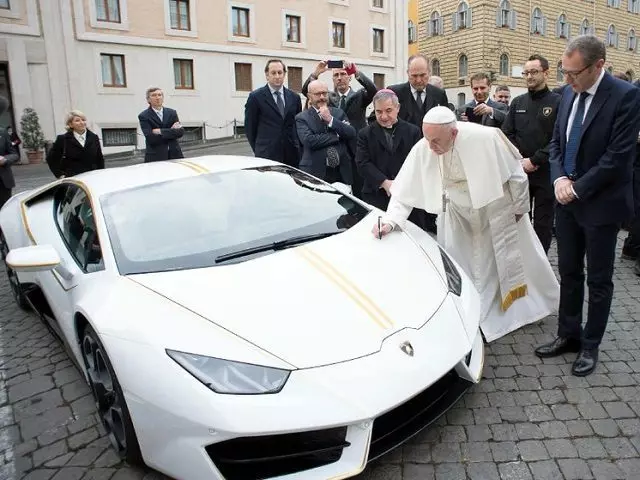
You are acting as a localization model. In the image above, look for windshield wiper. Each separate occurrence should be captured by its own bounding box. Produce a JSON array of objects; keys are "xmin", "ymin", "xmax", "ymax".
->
[{"xmin": 214, "ymin": 232, "xmax": 341, "ymax": 264}]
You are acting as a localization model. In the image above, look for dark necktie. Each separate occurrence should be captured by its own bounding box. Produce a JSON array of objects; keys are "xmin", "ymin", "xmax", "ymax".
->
[
  {"xmin": 416, "ymin": 90, "xmax": 423, "ymax": 111},
  {"xmin": 563, "ymin": 92, "xmax": 590, "ymax": 177},
  {"xmin": 339, "ymin": 95, "xmax": 347, "ymax": 111},
  {"xmin": 275, "ymin": 90, "xmax": 285, "ymax": 116}
]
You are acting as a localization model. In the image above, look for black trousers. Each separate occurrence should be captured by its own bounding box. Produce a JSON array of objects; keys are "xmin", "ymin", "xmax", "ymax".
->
[
  {"xmin": 0, "ymin": 186, "xmax": 11, "ymax": 210},
  {"xmin": 362, "ymin": 190, "xmax": 434, "ymax": 233},
  {"xmin": 555, "ymin": 205, "xmax": 619, "ymax": 350},
  {"xmin": 528, "ymin": 170, "xmax": 555, "ymax": 253}
]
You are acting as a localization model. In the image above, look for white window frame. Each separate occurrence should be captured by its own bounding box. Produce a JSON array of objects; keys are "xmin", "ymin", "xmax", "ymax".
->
[
  {"xmin": 228, "ymin": 1, "xmax": 256, "ymax": 44},
  {"xmin": 94, "ymin": 47, "xmax": 134, "ymax": 96},
  {"xmin": 370, "ymin": 0, "xmax": 387, "ymax": 14},
  {"xmin": 282, "ymin": 9, "xmax": 306, "ymax": 49},
  {"xmin": 370, "ymin": 25, "xmax": 388, "ymax": 58},
  {"xmin": 168, "ymin": 52, "xmax": 199, "ymax": 97},
  {"xmin": 0, "ymin": 0, "xmax": 22, "ymax": 19},
  {"xmin": 328, "ymin": 17, "xmax": 350, "ymax": 53},
  {"xmin": 88, "ymin": 0, "xmax": 129, "ymax": 31},
  {"xmin": 164, "ymin": 0, "xmax": 197, "ymax": 38},
  {"xmin": 328, "ymin": 0, "xmax": 350, "ymax": 6}
]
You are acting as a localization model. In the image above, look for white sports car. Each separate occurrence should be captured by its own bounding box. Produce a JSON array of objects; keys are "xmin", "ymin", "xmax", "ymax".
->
[{"xmin": 0, "ymin": 156, "xmax": 484, "ymax": 480}]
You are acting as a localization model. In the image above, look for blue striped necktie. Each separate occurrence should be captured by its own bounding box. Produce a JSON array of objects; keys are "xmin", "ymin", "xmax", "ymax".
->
[{"xmin": 563, "ymin": 91, "xmax": 590, "ymax": 177}]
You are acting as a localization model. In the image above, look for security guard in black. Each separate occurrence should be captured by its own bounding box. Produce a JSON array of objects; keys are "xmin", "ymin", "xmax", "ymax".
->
[{"xmin": 502, "ymin": 55, "xmax": 561, "ymax": 254}]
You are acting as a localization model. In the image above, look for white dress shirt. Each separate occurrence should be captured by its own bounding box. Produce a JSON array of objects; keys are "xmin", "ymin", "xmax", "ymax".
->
[
  {"xmin": 565, "ymin": 68, "xmax": 605, "ymax": 140},
  {"xmin": 153, "ymin": 107, "xmax": 164, "ymax": 122},
  {"xmin": 74, "ymin": 130, "xmax": 86, "ymax": 147},
  {"xmin": 268, "ymin": 85, "xmax": 286, "ymax": 108}
]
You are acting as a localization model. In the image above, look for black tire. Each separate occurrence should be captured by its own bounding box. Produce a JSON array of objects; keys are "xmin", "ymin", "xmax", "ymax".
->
[
  {"xmin": 0, "ymin": 230, "xmax": 31, "ymax": 311},
  {"xmin": 80, "ymin": 323, "xmax": 144, "ymax": 466}
]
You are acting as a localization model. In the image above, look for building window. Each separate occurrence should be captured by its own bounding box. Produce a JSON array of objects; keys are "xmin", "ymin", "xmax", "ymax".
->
[
  {"xmin": 373, "ymin": 28, "xmax": 384, "ymax": 52},
  {"xmin": 452, "ymin": 2, "xmax": 472, "ymax": 31},
  {"xmin": 286, "ymin": 15, "xmax": 301, "ymax": 43},
  {"xmin": 173, "ymin": 59, "xmax": 194, "ymax": 89},
  {"xmin": 102, "ymin": 128, "xmax": 136, "ymax": 147},
  {"xmin": 372, "ymin": 0, "xmax": 383, "ymax": 7},
  {"xmin": 556, "ymin": 14, "xmax": 569, "ymax": 38},
  {"xmin": 429, "ymin": 12, "xmax": 443, "ymax": 36},
  {"xmin": 332, "ymin": 22, "xmax": 346, "ymax": 48},
  {"xmin": 100, "ymin": 54, "xmax": 126, "ymax": 87},
  {"xmin": 232, "ymin": 7, "xmax": 250, "ymax": 37},
  {"xmin": 431, "ymin": 59, "xmax": 440, "ymax": 76},
  {"xmin": 408, "ymin": 20, "xmax": 417, "ymax": 43},
  {"xmin": 496, "ymin": 0, "xmax": 515, "ymax": 29},
  {"xmin": 288, "ymin": 66, "xmax": 302, "ymax": 92},
  {"xmin": 457, "ymin": 92, "xmax": 466, "ymax": 106},
  {"xmin": 629, "ymin": 0, "xmax": 640, "ymax": 14},
  {"xmin": 95, "ymin": 0, "xmax": 120, "ymax": 22},
  {"xmin": 499, "ymin": 54, "xmax": 509, "ymax": 76},
  {"xmin": 234, "ymin": 63, "xmax": 252, "ymax": 92},
  {"xmin": 629, "ymin": 29, "xmax": 637, "ymax": 51},
  {"xmin": 607, "ymin": 25, "xmax": 618, "ymax": 47},
  {"xmin": 531, "ymin": 8, "xmax": 545, "ymax": 35},
  {"xmin": 169, "ymin": 0, "xmax": 190, "ymax": 30},
  {"xmin": 458, "ymin": 54, "xmax": 468, "ymax": 77},
  {"xmin": 0, "ymin": 0, "xmax": 9, "ymax": 9},
  {"xmin": 373, "ymin": 73, "xmax": 385, "ymax": 89},
  {"xmin": 179, "ymin": 126, "xmax": 204, "ymax": 144}
]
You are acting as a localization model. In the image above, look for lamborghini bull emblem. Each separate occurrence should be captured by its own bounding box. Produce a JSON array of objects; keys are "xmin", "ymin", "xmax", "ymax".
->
[
  {"xmin": 400, "ymin": 341, "xmax": 414, "ymax": 357},
  {"xmin": 542, "ymin": 107, "xmax": 553, "ymax": 116}
]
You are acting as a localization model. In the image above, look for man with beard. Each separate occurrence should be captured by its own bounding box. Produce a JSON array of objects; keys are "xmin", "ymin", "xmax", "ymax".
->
[
  {"xmin": 356, "ymin": 89, "xmax": 422, "ymax": 215},
  {"xmin": 295, "ymin": 80, "xmax": 356, "ymax": 185},
  {"xmin": 456, "ymin": 72, "xmax": 508, "ymax": 128},
  {"xmin": 502, "ymin": 55, "xmax": 561, "ymax": 253}
]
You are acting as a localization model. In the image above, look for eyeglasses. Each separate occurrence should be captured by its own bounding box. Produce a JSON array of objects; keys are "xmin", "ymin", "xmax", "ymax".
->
[
  {"xmin": 559, "ymin": 64, "xmax": 592, "ymax": 79},
  {"xmin": 521, "ymin": 69, "xmax": 543, "ymax": 77}
]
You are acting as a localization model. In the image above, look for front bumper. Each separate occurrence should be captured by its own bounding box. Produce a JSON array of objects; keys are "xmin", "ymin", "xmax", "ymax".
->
[{"xmin": 108, "ymin": 295, "xmax": 484, "ymax": 480}]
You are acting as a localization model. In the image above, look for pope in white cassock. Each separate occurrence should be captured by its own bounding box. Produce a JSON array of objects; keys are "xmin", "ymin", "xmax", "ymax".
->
[{"xmin": 372, "ymin": 106, "xmax": 560, "ymax": 342}]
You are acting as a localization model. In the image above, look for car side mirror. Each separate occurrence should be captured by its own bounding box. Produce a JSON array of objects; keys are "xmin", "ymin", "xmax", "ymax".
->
[{"xmin": 6, "ymin": 245, "xmax": 61, "ymax": 272}]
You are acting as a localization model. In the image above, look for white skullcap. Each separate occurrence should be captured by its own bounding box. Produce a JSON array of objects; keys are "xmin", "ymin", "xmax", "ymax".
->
[{"xmin": 423, "ymin": 106, "xmax": 456, "ymax": 124}]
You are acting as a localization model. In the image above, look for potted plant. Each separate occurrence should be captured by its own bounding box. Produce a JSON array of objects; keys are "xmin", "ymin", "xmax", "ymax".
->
[{"xmin": 19, "ymin": 107, "xmax": 46, "ymax": 164}]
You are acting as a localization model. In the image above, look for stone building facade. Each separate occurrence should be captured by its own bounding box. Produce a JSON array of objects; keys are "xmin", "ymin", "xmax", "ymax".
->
[{"xmin": 419, "ymin": 0, "xmax": 640, "ymax": 105}]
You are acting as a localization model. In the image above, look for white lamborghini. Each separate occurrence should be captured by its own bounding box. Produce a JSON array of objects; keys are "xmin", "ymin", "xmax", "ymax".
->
[{"xmin": 0, "ymin": 156, "xmax": 484, "ymax": 480}]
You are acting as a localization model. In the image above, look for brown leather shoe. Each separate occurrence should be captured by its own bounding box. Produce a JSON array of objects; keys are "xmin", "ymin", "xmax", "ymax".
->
[{"xmin": 535, "ymin": 337, "xmax": 581, "ymax": 358}]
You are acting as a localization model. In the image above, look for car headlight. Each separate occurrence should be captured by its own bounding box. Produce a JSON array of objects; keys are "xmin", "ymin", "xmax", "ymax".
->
[
  {"xmin": 166, "ymin": 349, "xmax": 291, "ymax": 395},
  {"xmin": 439, "ymin": 247, "xmax": 462, "ymax": 296}
]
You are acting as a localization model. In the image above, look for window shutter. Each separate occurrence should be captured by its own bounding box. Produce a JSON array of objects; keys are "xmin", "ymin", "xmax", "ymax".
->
[
  {"xmin": 542, "ymin": 17, "xmax": 547, "ymax": 36},
  {"xmin": 428, "ymin": 19, "xmax": 433, "ymax": 36},
  {"xmin": 452, "ymin": 12, "xmax": 458, "ymax": 31},
  {"xmin": 438, "ymin": 16, "xmax": 444, "ymax": 35},
  {"xmin": 556, "ymin": 19, "xmax": 561, "ymax": 37},
  {"xmin": 509, "ymin": 10, "xmax": 517, "ymax": 29},
  {"xmin": 496, "ymin": 7, "xmax": 502, "ymax": 26},
  {"xmin": 468, "ymin": 7, "xmax": 473, "ymax": 27}
]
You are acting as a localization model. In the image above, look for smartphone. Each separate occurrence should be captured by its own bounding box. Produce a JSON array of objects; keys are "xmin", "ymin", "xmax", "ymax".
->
[
  {"xmin": 327, "ymin": 60, "xmax": 344, "ymax": 69},
  {"xmin": 465, "ymin": 106, "xmax": 482, "ymax": 123}
]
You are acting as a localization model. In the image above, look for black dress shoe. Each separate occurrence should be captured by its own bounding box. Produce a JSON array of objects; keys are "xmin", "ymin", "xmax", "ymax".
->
[
  {"xmin": 572, "ymin": 349, "xmax": 598, "ymax": 376},
  {"xmin": 535, "ymin": 337, "xmax": 581, "ymax": 358}
]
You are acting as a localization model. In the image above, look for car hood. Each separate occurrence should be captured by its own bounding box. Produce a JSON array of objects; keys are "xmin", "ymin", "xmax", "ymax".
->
[{"xmin": 128, "ymin": 222, "xmax": 452, "ymax": 368}]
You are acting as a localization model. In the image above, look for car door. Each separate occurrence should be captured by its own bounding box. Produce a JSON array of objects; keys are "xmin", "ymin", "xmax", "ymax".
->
[{"xmin": 36, "ymin": 184, "xmax": 105, "ymax": 343}]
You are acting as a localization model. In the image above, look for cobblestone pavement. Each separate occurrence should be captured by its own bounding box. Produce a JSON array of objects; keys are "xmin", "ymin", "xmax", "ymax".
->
[{"xmin": 2, "ymin": 143, "xmax": 640, "ymax": 479}]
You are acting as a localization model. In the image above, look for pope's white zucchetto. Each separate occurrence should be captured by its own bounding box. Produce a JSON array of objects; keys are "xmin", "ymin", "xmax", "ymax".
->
[{"xmin": 423, "ymin": 106, "xmax": 456, "ymax": 124}]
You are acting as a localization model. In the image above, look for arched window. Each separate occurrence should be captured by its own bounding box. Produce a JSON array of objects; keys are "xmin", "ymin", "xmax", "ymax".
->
[
  {"xmin": 496, "ymin": 0, "xmax": 515, "ymax": 29},
  {"xmin": 458, "ymin": 54, "xmax": 468, "ymax": 77},
  {"xmin": 453, "ymin": 1, "xmax": 472, "ymax": 30},
  {"xmin": 580, "ymin": 19, "xmax": 590, "ymax": 35},
  {"xmin": 629, "ymin": 29, "xmax": 637, "ymax": 51},
  {"xmin": 531, "ymin": 7, "xmax": 545, "ymax": 35},
  {"xmin": 429, "ymin": 11, "xmax": 442, "ymax": 36},
  {"xmin": 499, "ymin": 54, "xmax": 509, "ymax": 76},
  {"xmin": 607, "ymin": 25, "xmax": 618, "ymax": 47},
  {"xmin": 556, "ymin": 14, "xmax": 569, "ymax": 38},
  {"xmin": 431, "ymin": 59, "xmax": 441, "ymax": 76}
]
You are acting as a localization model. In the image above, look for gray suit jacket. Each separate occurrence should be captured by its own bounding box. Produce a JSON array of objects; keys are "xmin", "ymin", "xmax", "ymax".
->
[
  {"xmin": 456, "ymin": 98, "xmax": 507, "ymax": 128},
  {"xmin": 0, "ymin": 128, "xmax": 20, "ymax": 189}
]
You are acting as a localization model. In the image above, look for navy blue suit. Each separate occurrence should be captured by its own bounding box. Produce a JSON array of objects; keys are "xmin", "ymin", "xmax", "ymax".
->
[
  {"xmin": 549, "ymin": 72, "xmax": 640, "ymax": 349},
  {"xmin": 138, "ymin": 106, "xmax": 184, "ymax": 162},
  {"xmin": 244, "ymin": 85, "xmax": 301, "ymax": 167}
]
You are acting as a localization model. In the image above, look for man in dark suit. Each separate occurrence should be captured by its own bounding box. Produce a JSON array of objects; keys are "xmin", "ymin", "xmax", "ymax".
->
[
  {"xmin": 456, "ymin": 72, "xmax": 508, "ymax": 128},
  {"xmin": 302, "ymin": 60, "xmax": 377, "ymax": 198},
  {"xmin": 295, "ymin": 80, "xmax": 356, "ymax": 185},
  {"xmin": 138, "ymin": 87, "xmax": 184, "ymax": 162},
  {"xmin": 244, "ymin": 59, "xmax": 302, "ymax": 167},
  {"xmin": 386, "ymin": 54, "xmax": 448, "ymax": 233},
  {"xmin": 0, "ymin": 96, "xmax": 20, "ymax": 209},
  {"xmin": 356, "ymin": 89, "xmax": 422, "ymax": 217},
  {"xmin": 387, "ymin": 54, "xmax": 449, "ymax": 129},
  {"xmin": 535, "ymin": 35, "xmax": 640, "ymax": 376}
]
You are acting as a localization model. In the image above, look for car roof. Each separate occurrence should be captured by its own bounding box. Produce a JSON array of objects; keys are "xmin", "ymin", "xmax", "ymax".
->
[{"xmin": 27, "ymin": 155, "xmax": 281, "ymax": 200}]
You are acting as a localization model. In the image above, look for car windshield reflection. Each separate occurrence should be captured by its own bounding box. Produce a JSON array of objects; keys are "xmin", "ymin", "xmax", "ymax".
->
[{"xmin": 100, "ymin": 165, "xmax": 370, "ymax": 274}]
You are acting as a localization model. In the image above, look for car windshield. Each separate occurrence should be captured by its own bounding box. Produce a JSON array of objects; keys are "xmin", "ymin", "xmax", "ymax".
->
[{"xmin": 100, "ymin": 165, "xmax": 370, "ymax": 274}]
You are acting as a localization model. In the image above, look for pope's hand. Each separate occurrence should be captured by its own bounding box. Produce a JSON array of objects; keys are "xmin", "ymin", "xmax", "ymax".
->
[
  {"xmin": 555, "ymin": 177, "xmax": 577, "ymax": 205},
  {"xmin": 381, "ymin": 179, "xmax": 393, "ymax": 197},
  {"xmin": 372, "ymin": 222, "xmax": 393, "ymax": 239}
]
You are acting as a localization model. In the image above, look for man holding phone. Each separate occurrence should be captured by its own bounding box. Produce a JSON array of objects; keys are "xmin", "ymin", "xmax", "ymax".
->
[{"xmin": 456, "ymin": 72, "xmax": 508, "ymax": 128}]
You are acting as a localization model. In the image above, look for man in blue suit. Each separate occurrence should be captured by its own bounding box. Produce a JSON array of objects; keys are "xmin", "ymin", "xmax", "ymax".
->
[
  {"xmin": 138, "ymin": 87, "xmax": 184, "ymax": 162},
  {"xmin": 535, "ymin": 35, "xmax": 640, "ymax": 376},
  {"xmin": 244, "ymin": 59, "xmax": 302, "ymax": 167}
]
